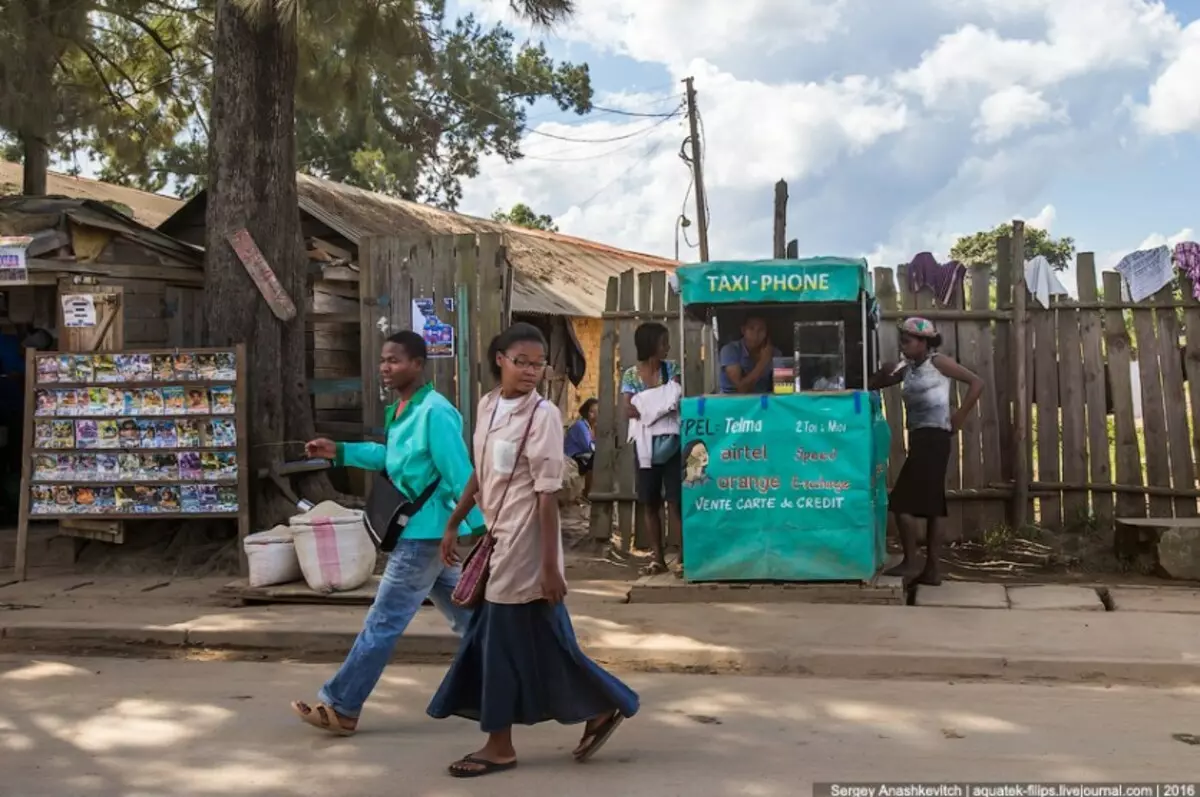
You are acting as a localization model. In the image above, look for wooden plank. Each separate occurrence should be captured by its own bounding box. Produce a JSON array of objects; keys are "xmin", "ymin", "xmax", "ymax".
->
[
  {"xmin": 57, "ymin": 281, "xmax": 124, "ymax": 353},
  {"xmin": 874, "ymin": 268, "xmax": 905, "ymax": 488},
  {"xmin": 589, "ymin": 277, "xmax": 620, "ymax": 542},
  {"xmin": 651, "ymin": 270, "xmax": 676, "ymax": 552},
  {"xmin": 1155, "ymin": 283, "xmax": 1196, "ymax": 518},
  {"xmin": 993, "ymin": 236, "xmax": 1014, "ymax": 483},
  {"xmin": 1008, "ymin": 225, "xmax": 1032, "ymax": 529},
  {"xmin": 940, "ymin": 279, "xmax": 964, "ymax": 541},
  {"xmin": 226, "ymin": 229, "xmax": 297, "ymax": 322},
  {"xmin": 632, "ymin": 272, "xmax": 653, "ymax": 551},
  {"xmin": 430, "ymin": 235, "xmax": 457, "ymax": 400},
  {"xmin": 1056, "ymin": 292, "xmax": 1088, "ymax": 526},
  {"xmin": 1032, "ymin": 297, "xmax": 1061, "ymax": 528},
  {"xmin": 1130, "ymin": 285, "xmax": 1173, "ymax": 518},
  {"xmin": 1075, "ymin": 254, "xmax": 1113, "ymax": 534},
  {"xmin": 13, "ymin": 347, "xmax": 36, "ymax": 579},
  {"xmin": 312, "ymin": 327, "xmax": 361, "ymax": 352},
  {"xmin": 235, "ymin": 342, "xmax": 251, "ymax": 575},
  {"xmin": 164, "ymin": 286, "xmax": 203, "ymax": 347},
  {"xmin": 615, "ymin": 271, "xmax": 638, "ymax": 554},
  {"xmin": 476, "ymin": 235, "xmax": 505, "ymax": 397},
  {"xmin": 454, "ymin": 234, "xmax": 480, "ymax": 440},
  {"xmin": 357, "ymin": 236, "xmax": 384, "ymax": 438},
  {"xmin": 962, "ymin": 265, "xmax": 996, "ymax": 537},
  {"xmin": 1102, "ymin": 271, "xmax": 1145, "ymax": 520},
  {"xmin": 1181, "ymin": 275, "xmax": 1200, "ymax": 509}
]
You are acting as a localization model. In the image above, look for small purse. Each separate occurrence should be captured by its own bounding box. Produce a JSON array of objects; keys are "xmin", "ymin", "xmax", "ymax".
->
[{"xmin": 451, "ymin": 397, "xmax": 542, "ymax": 609}]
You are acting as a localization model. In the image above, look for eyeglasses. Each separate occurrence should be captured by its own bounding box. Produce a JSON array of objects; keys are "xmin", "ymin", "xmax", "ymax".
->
[{"xmin": 502, "ymin": 354, "xmax": 548, "ymax": 371}]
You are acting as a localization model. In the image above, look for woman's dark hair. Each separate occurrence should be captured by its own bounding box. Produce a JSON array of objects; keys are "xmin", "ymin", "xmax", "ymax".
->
[
  {"xmin": 487, "ymin": 322, "xmax": 548, "ymax": 380},
  {"xmin": 634, "ymin": 322, "xmax": 668, "ymax": 361},
  {"xmin": 901, "ymin": 332, "xmax": 942, "ymax": 350},
  {"xmin": 385, "ymin": 330, "xmax": 427, "ymax": 362},
  {"xmin": 578, "ymin": 398, "xmax": 598, "ymax": 419}
]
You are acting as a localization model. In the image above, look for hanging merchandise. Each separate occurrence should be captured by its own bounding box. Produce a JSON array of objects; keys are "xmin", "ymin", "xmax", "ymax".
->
[
  {"xmin": 907, "ymin": 251, "xmax": 966, "ymax": 305},
  {"xmin": 1024, "ymin": 256, "xmax": 1070, "ymax": 308},
  {"xmin": 1115, "ymin": 246, "xmax": 1173, "ymax": 302},
  {"xmin": 1174, "ymin": 242, "xmax": 1200, "ymax": 300}
]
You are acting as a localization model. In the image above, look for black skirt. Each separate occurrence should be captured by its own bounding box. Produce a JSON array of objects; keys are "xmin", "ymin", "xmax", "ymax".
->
[
  {"xmin": 889, "ymin": 427, "xmax": 952, "ymax": 519},
  {"xmin": 427, "ymin": 600, "xmax": 640, "ymax": 733}
]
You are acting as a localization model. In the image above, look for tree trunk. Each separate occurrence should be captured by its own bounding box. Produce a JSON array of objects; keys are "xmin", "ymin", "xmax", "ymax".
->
[
  {"xmin": 204, "ymin": 0, "xmax": 333, "ymax": 530},
  {"xmin": 21, "ymin": 133, "xmax": 48, "ymax": 195}
]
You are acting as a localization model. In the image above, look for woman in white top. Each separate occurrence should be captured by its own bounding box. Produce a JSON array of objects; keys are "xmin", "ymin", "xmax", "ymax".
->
[
  {"xmin": 871, "ymin": 318, "xmax": 984, "ymax": 586},
  {"xmin": 431, "ymin": 323, "xmax": 639, "ymax": 778}
]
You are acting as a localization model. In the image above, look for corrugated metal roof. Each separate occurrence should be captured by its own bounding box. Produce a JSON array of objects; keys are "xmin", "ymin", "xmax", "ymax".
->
[
  {"xmin": 0, "ymin": 161, "xmax": 184, "ymax": 227},
  {"xmin": 0, "ymin": 195, "xmax": 202, "ymax": 267},
  {"xmin": 294, "ymin": 173, "xmax": 676, "ymax": 317}
]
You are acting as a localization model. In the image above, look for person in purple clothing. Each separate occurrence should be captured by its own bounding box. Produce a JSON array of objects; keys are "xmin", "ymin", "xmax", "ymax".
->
[{"xmin": 563, "ymin": 398, "xmax": 597, "ymax": 498}]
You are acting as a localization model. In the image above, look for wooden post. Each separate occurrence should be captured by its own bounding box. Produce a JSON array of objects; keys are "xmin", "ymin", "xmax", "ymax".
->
[
  {"xmin": 1010, "ymin": 220, "xmax": 1029, "ymax": 528},
  {"xmin": 13, "ymin": 347, "xmax": 36, "ymax": 580},
  {"xmin": 785, "ymin": 240, "xmax": 798, "ymax": 259},
  {"xmin": 773, "ymin": 180, "xmax": 787, "ymax": 259}
]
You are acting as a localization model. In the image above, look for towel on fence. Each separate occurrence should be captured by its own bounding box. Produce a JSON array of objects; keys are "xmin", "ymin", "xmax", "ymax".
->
[
  {"xmin": 1024, "ymin": 256, "xmax": 1070, "ymax": 308},
  {"xmin": 908, "ymin": 251, "xmax": 967, "ymax": 305},
  {"xmin": 628, "ymin": 380, "xmax": 682, "ymax": 469},
  {"xmin": 1115, "ymin": 246, "xmax": 1173, "ymax": 302},
  {"xmin": 1174, "ymin": 242, "xmax": 1200, "ymax": 300}
]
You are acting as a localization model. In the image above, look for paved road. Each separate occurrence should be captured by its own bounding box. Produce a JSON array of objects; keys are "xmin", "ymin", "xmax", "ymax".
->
[{"xmin": 1, "ymin": 655, "xmax": 1197, "ymax": 796}]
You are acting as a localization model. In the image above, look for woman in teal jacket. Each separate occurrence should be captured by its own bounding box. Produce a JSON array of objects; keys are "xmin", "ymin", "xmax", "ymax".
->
[{"xmin": 292, "ymin": 330, "xmax": 484, "ymax": 736}]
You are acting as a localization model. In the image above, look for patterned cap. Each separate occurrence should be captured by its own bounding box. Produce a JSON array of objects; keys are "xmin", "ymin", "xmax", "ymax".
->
[{"xmin": 899, "ymin": 317, "xmax": 938, "ymax": 338}]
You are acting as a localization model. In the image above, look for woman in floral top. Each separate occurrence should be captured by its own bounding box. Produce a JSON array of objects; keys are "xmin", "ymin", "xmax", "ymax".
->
[{"xmin": 620, "ymin": 322, "xmax": 682, "ymax": 575}]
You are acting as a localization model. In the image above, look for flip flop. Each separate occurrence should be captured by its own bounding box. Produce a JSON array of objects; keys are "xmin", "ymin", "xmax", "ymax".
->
[
  {"xmin": 574, "ymin": 711, "xmax": 624, "ymax": 762},
  {"xmin": 448, "ymin": 755, "xmax": 518, "ymax": 778},
  {"xmin": 291, "ymin": 700, "xmax": 356, "ymax": 737}
]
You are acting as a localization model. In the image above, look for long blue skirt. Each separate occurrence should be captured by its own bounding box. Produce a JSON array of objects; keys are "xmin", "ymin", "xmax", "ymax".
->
[{"xmin": 426, "ymin": 599, "xmax": 640, "ymax": 734}]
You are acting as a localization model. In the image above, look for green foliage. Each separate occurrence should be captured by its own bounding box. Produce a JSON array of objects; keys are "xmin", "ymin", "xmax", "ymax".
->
[
  {"xmin": 492, "ymin": 202, "xmax": 557, "ymax": 231},
  {"xmin": 951, "ymin": 223, "xmax": 1076, "ymax": 271},
  {"xmin": 2, "ymin": 0, "xmax": 591, "ymax": 208}
]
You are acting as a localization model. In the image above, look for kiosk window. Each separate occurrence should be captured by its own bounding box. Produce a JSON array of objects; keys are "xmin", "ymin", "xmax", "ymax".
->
[{"xmin": 794, "ymin": 321, "xmax": 845, "ymax": 391}]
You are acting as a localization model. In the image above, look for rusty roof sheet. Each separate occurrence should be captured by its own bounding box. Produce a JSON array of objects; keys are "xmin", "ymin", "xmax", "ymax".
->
[
  {"xmin": 0, "ymin": 161, "xmax": 184, "ymax": 227},
  {"xmin": 295, "ymin": 173, "xmax": 676, "ymax": 317}
]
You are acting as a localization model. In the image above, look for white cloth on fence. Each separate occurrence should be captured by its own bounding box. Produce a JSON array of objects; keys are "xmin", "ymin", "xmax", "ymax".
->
[
  {"xmin": 628, "ymin": 380, "xmax": 682, "ymax": 469},
  {"xmin": 1115, "ymin": 246, "xmax": 1173, "ymax": 302},
  {"xmin": 1024, "ymin": 256, "xmax": 1070, "ymax": 308}
]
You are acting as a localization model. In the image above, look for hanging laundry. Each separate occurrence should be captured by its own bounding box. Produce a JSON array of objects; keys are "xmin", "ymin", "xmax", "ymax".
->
[
  {"xmin": 1024, "ymin": 255, "xmax": 1069, "ymax": 308},
  {"xmin": 1115, "ymin": 246, "xmax": 1173, "ymax": 302},
  {"xmin": 1174, "ymin": 242, "xmax": 1200, "ymax": 300},
  {"xmin": 907, "ymin": 251, "xmax": 967, "ymax": 305}
]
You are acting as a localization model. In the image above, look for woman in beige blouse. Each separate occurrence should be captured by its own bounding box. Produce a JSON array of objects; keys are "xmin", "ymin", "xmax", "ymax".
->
[{"xmin": 431, "ymin": 323, "xmax": 640, "ymax": 778}]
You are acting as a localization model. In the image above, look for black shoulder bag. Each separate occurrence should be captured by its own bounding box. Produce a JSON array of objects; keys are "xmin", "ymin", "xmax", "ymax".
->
[{"xmin": 363, "ymin": 473, "xmax": 441, "ymax": 552}]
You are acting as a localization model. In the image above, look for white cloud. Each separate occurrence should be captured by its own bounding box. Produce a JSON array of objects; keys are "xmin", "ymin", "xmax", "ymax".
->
[
  {"xmin": 453, "ymin": 0, "xmax": 1195, "ymax": 266},
  {"xmin": 459, "ymin": 0, "xmax": 847, "ymax": 71},
  {"xmin": 1022, "ymin": 204, "xmax": 1057, "ymax": 232},
  {"xmin": 896, "ymin": 0, "xmax": 1179, "ymax": 105},
  {"xmin": 973, "ymin": 86, "xmax": 1066, "ymax": 143},
  {"xmin": 1135, "ymin": 20, "xmax": 1200, "ymax": 134}
]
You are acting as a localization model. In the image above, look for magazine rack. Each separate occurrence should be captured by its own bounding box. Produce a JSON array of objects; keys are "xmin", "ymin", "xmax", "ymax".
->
[{"xmin": 13, "ymin": 344, "xmax": 250, "ymax": 580}]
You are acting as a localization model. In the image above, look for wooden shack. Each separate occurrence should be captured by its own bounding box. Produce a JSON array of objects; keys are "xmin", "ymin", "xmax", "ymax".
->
[{"xmin": 0, "ymin": 195, "xmax": 204, "ymax": 544}]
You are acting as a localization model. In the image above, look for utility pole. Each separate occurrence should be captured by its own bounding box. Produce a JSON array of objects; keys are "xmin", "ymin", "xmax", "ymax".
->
[{"xmin": 683, "ymin": 77, "xmax": 710, "ymax": 262}]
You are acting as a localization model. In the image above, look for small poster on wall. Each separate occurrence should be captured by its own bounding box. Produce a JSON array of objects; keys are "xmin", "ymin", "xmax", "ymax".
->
[
  {"xmin": 411, "ymin": 297, "xmax": 455, "ymax": 359},
  {"xmin": 61, "ymin": 294, "xmax": 98, "ymax": 327},
  {"xmin": 0, "ymin": 236, "xmax": 31, "ymax": 285}
]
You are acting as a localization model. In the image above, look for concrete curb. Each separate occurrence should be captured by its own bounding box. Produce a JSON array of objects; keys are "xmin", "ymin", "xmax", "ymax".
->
[{"xmin": 5, "ymin": 621, "xmax": 1200, "ymax": 685}]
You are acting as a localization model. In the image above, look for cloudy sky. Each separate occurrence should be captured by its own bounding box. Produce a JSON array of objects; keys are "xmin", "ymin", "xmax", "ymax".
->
[{"xmin": 453, "ymin": 0, "xmax": 1200, "ymax": 285}]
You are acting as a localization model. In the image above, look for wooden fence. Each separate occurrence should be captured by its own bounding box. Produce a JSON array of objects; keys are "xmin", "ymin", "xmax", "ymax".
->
[
  {"xmin": 357, "ymin": 234, "xmax": 511, "ymax": 443},
  {"xmin": 588, "ymin": 237, "xmax": 1200, "ymax": 550}
]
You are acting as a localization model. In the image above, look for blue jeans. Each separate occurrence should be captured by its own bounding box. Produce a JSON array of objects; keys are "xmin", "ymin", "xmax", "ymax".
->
[{"xmin": 318, "ymin": 538, "xmax": 472, "ymax": 718}]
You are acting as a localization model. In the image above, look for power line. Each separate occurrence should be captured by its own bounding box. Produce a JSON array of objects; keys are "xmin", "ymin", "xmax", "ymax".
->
[
  {"xmin": 517, "ymin": 107, "xmax": 684, "ymax": 162},
  {"xmin": 571, "ymin": 140, "xmax": 665, "ymax": 211}
]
